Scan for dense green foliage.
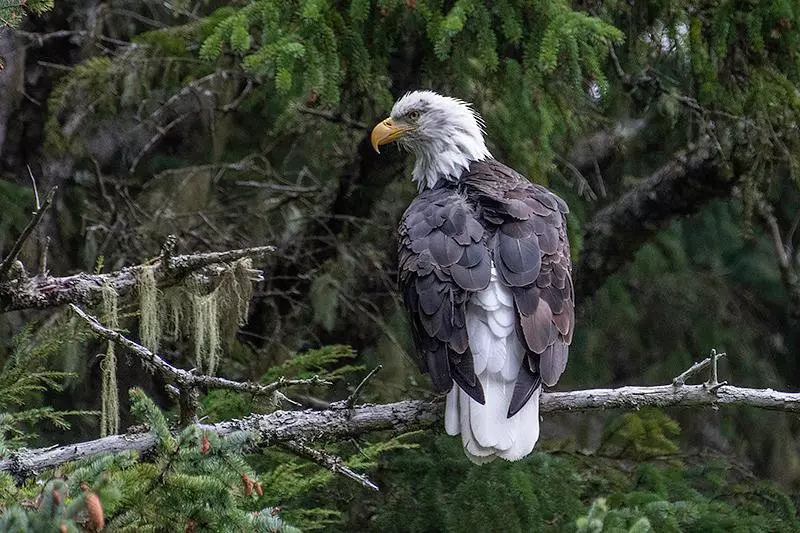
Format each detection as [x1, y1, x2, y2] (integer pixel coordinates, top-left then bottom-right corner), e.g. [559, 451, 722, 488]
[351, 434, 800, 533]
[2, 0, 800, 530]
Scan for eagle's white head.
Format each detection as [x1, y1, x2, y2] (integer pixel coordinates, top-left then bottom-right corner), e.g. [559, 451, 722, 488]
[371, 91, 491, 190]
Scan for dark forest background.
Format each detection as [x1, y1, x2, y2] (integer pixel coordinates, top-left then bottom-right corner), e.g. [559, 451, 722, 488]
[1, 0, 800, 531]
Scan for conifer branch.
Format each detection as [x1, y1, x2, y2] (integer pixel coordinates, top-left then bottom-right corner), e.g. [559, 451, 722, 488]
[4, 383, 800, 478]
[0, 245, 275, 313]
[280, 440, 380, 492]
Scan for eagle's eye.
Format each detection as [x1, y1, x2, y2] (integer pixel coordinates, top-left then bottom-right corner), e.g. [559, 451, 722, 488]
[408, 110, 421, 121]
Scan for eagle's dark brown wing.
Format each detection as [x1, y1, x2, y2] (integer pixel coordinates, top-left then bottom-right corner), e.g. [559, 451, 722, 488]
[398, 186, 491, 403]
[462, 159, 574, 416]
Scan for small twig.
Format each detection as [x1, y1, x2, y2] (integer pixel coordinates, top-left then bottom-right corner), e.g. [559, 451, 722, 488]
[36, 60, 73, 71]
[672, 350, 727, 387]
[281, 440, 379, 492]
[553, 152, 597, 201]
[294, 105, 368, 130]
[129, 112, 189, 173]
[37, 236, 49, 277]
[704, 348, 728, 393]
[14, 29, 89, 46]
[235, 181, 319, 194]
[0, 186, 56, 281]
[332, 365, 383, 410]
[27, 165, 40, 209]
[222, 79, 254, 112]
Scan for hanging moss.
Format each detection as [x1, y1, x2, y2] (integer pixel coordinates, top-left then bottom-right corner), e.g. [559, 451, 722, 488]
[164, 287, 184, 340]
[137, 266, 161, 355]
[100, 282, 120, 437]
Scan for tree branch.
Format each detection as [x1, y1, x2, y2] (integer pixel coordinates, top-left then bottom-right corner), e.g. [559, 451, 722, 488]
[575, 47, 757, 301]
[0, 186, 56, 281]
[672, 349, 727, 387]
[280, 440, 379, 492]
[753, 192, 800, 321]
[69, 304, 330, 396]
[294, 105, 368, 130]
[0, 245, 275, 313]
[4, 383, 800, 477]
[575, 137, 737, 300]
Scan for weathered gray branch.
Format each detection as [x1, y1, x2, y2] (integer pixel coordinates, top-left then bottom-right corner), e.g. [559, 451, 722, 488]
[672, 349, 727, 387]
[0, 245, 275, 313]
[0, 186, 56, 281]
[69, 303, 330, 396]
[4, 383, 800, 477]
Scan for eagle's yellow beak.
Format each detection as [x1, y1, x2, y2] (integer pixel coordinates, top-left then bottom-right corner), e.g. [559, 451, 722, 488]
[371, 118, 411, 153]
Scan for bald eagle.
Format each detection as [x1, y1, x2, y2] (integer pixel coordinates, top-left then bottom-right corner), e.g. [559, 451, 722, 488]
[371, 91, 574, 464]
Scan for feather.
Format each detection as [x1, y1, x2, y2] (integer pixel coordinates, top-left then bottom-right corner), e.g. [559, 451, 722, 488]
[488, 311, 515, 338]
[507, 361, 541, 417]
[417, 284, 444, 315]
[540, 342, 569, 386]
[512, 286, 540, 315]
[498, 234, 541, 274]
[538, 227, 559, 255]
[541, 285, 565, 314]
[467, 313, 490, 374]
[500, 220, 534, 238]
[407, 220, 435, 240]
[498, 260, 540, 287]
[553, 309, 571, 336]
[425, 345, 452, 392]
[428, 232, 463, 266]
[445, 385, 460, 435]
[450, 253, 491, 291]
[521, 299, 555, 354]
[419, 308, 442, 337]
[500, 388, 541, 461]
[460, 388, 496, 464]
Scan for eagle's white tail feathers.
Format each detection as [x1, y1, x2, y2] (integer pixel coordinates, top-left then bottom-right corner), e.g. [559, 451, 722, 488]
[444, 265, 541, 464]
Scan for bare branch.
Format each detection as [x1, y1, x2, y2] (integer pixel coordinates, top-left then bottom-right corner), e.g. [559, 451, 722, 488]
[0, 186, 56, 281]
[4, 383, 800, 477]
[673, 350, 727, 387]
[129, 112, 189, 173]
[331, 365, 383, 410]
[27, 165, 39, 209]
[751, 191, 800, 321]
[295, 105, 368, 130]
[69, 304, 331, 396]
[281, 440, 379, 492]
[235, 181, 319, 194]
[0, 245, 275, 313]
[575, 137, 739, 300]
[222, 79, 254, 112]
